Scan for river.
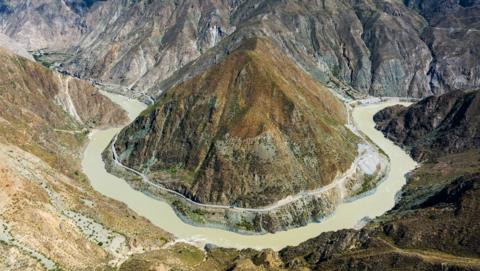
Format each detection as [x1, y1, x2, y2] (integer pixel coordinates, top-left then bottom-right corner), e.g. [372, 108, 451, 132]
[82, 91, 417, 250]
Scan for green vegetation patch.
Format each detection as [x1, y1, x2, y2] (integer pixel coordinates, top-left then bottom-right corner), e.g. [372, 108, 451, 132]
[355, 174, 379, 196]
[172, 200, 208, 224]
[171, 244, 205, 265]
[235, 217, 256, 232]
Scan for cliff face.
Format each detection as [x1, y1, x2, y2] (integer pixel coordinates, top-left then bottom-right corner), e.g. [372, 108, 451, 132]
[114, 38, 358, 208]
[3, 0, 478, 98]
[374, 90, 480, 161]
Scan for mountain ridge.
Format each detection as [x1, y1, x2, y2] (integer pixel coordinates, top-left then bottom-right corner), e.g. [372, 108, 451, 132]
[4, 0, 478, 98]
[113, 38, 360, 208]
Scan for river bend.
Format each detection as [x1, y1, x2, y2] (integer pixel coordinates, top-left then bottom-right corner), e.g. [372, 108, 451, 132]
[81, 91, 417, 250]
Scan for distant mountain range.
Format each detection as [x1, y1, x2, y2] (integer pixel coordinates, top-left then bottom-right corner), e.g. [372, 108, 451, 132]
[1, 0, 479, 98]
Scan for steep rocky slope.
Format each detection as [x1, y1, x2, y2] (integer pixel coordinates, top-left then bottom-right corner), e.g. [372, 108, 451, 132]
[113, 38, 358, 208]
[374, 90, 480, 161]
[405, 0, 480, 93]
[66, 0, 480, 97]
[0, 0, 92, 50]
[279, 168, 480, 270]
[64, 0, 238, 92]
[268, 93, 480, 270]
[120, 160, 480, 270]
[147, 0, 433, 97]
[5, 0, 478, 98]
[228, 92, 480, 270]
[64, 0, 435, 97]
[0, 49, 174, 270]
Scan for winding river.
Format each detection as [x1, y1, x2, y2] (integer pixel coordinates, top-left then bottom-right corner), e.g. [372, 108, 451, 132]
[82, 91, 417, 250]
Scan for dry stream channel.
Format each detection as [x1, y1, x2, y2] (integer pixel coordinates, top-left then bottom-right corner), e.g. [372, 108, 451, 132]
[82, 91, 417, 250]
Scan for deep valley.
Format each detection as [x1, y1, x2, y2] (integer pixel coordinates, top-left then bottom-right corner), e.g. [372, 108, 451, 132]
[0, 0, 478, 270]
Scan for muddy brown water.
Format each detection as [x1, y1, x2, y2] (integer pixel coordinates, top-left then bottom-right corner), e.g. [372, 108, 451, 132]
[82, 92, 417, 250]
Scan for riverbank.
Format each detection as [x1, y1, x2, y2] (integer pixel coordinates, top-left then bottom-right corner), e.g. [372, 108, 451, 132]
[103, 137, 388, 234]
[83, 92, 416, 250]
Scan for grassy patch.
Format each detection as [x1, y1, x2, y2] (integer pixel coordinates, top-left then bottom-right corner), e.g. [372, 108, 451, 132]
[235, 217, 256, 232]
[32, 51, 70, 69]
[171, 244, 204, 265]
[172, 200, 207, 224]
[355, 174, 378, 196]
[166, 165, 179, 175]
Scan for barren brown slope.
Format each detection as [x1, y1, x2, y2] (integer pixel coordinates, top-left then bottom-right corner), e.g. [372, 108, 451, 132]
[0, 49, 173, 270]
[114, 38, 359, 208]
[0, 47, 127, 176]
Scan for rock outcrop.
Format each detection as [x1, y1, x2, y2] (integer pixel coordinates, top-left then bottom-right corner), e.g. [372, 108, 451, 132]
[374, 90, 480, 160]
[114, 38, 359, 208]
[279, 174, 480, 270]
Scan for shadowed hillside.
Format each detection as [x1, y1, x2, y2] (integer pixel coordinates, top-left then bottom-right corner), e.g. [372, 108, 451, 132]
[374, 90, 480, 161]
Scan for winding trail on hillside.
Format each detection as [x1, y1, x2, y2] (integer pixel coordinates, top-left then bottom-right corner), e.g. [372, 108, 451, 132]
[109, 132, 361, 212]
[82, 91, 417, 250]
